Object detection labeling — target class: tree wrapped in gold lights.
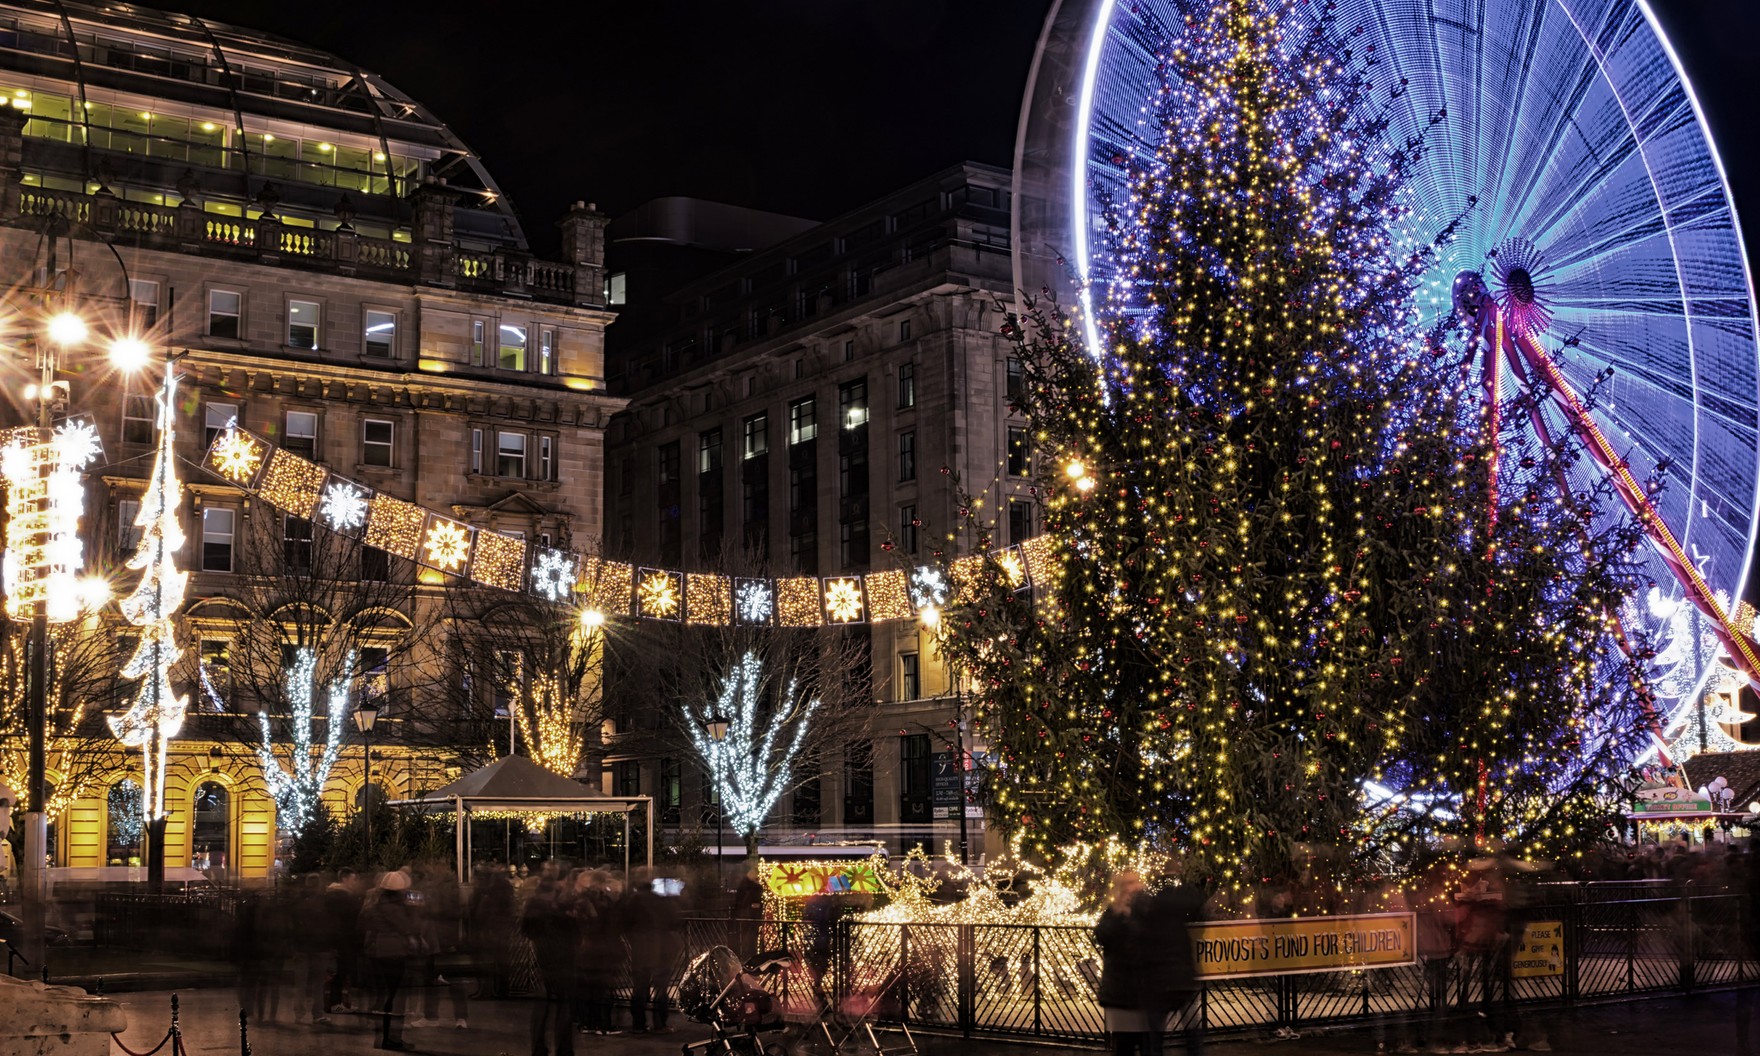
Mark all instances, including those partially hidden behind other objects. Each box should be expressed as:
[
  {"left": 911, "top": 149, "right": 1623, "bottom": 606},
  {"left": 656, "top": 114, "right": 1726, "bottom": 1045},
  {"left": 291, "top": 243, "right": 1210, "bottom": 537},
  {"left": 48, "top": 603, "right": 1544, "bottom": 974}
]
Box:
[
  {"left": 0, "top": 621, "right": 118, "bottom": 818},
  {"left": 940, "top": 0, "right": 1651, "bottom": 889}
]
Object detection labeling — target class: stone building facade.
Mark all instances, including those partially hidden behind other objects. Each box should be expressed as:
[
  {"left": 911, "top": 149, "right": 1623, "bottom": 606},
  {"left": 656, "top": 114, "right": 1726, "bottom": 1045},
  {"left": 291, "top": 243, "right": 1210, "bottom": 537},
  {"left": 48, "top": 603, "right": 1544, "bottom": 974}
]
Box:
[
  {"left": 604, "top": 162, "right": 1028, "bottom": 857},
  {"left": 0, "top": 1, "right": 621, "bottom": 881}
]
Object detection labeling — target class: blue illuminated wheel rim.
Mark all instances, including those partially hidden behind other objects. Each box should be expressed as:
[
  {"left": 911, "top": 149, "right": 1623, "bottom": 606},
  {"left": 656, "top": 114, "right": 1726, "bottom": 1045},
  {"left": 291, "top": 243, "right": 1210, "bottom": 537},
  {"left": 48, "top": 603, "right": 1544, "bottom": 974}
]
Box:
[{"left": 1012, "top": 0, "right": 1760, "bottom": 738}]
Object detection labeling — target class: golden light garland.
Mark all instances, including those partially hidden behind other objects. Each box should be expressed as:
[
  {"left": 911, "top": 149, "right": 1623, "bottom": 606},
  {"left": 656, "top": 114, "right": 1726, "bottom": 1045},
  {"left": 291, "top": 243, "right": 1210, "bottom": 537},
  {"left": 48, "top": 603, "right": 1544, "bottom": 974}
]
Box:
[
  {"left": 470, "top": 530, "right": 527, "bottom": 591},
  {"left": 777, "top": 577, "right": 822, "bottom": 627},
  {"left": 824, "top": 577, "right": 865, "bottom": 623},
  {"left": 637, "top": 569, "right": 681, "bottom": 619},
  {"left": 257, "top": 448, "right": 327, "bottom": 520},
  {"left": 951, "top": 554, "right": 985, "bottom": 604},
  {"left": 515, "top": 674, "right": 584, "bottom": 776},
  {"left": 579, "top": 557, "right": 633, "bottom": 616},
  {"left": 865, "top": 569, "right": 913, "bottom": 622},
  {"left": 364, "top": 494, "right": 426, "bottom": 558},
  {"left": 1019, "top": 536, "right": 1056, "bottom": 589},
  {"left": 686, "top": 573, "right": 731, "bottom": 626}
]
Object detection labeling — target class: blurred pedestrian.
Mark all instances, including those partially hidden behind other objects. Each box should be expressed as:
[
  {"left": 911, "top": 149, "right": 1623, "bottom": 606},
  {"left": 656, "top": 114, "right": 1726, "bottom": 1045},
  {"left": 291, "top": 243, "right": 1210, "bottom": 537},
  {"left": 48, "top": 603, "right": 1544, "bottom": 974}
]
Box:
[
  {"left": 412, "top": 863, "right": 469, "bottom": 1029},
  {"left": 576, "top": 870, "right": 624, "bottom": 1035},
  {"left": 1455, "top": 857, "right": 1514, "bottom": 1052},
  {"left": 320, "top": 869, "right": 364, "bottom": 1017},
  {"left": 523, "top": 863, "right": 580, "bottom": 1056},
  {"left": 801, "top": 888, "right": 837, "bottom": 1013},
  {"left": 730, "top": 860, "right": 766, "bottom": 959},
  {"left": 467, "top": 862, "right": 517, "bottom": 999},
  {"left": 361, "top": 870, "right": 424, "bottom": 1051},
  {"left": 625, "top": 870, "right": 683, "bottom": 1034},
  {"left": 1095, "top": 871, "right": 1152, "bottom": 1056}
]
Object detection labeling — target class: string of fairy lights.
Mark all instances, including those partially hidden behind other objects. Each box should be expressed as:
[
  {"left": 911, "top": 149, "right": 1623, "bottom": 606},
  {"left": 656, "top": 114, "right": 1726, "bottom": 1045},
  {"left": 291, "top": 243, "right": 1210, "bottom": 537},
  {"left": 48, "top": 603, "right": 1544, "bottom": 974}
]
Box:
[{"left": 204, "top": 420, "right": 1047, "bottom": 628}]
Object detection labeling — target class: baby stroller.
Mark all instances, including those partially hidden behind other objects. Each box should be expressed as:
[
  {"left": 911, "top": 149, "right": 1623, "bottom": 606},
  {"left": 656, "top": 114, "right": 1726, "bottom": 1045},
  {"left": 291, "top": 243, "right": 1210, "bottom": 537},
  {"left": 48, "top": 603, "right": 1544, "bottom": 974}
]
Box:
[
  {"left": 817, "top": 966, "right": 918, "bottom": 1056},
  {"left": 678, "top": 946, "right": 793, "bottom": 1056}
]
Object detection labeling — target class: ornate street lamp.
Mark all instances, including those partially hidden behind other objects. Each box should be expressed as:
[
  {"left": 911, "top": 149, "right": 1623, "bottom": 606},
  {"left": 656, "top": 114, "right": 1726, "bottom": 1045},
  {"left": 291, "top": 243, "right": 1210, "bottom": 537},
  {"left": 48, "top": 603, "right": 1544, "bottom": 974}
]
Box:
[{"left": 354, "top": 699, "right": 379, "bottom": 865}]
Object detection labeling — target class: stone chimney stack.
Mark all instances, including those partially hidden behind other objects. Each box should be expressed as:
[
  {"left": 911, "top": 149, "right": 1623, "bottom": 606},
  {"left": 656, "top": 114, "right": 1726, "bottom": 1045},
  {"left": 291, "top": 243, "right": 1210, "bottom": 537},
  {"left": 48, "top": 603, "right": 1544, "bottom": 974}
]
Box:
[{"left": 558, "top": 200, "right": 608, "bottom": 307}]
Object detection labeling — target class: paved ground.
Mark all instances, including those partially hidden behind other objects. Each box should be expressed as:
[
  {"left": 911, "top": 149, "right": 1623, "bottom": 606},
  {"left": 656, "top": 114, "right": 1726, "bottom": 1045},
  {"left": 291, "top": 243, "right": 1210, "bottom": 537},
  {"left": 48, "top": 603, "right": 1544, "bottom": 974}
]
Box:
[{"left": 97, "top": 986, "right": 1753, "bottom": 1056}]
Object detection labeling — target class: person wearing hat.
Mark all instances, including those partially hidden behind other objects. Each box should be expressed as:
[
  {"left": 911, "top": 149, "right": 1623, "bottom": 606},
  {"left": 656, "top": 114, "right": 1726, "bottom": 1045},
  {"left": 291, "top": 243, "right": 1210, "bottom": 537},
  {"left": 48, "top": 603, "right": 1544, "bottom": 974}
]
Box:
[{"left": 361, "top": 870, "right": 425, "bottom": 1050}]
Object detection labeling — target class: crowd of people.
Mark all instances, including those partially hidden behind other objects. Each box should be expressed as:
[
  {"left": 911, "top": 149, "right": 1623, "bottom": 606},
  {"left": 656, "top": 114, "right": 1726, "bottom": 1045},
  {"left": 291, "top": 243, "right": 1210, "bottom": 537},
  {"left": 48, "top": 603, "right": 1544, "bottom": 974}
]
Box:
[{"left": 230, "top": 860, "right": 703, "bottom": 1055}]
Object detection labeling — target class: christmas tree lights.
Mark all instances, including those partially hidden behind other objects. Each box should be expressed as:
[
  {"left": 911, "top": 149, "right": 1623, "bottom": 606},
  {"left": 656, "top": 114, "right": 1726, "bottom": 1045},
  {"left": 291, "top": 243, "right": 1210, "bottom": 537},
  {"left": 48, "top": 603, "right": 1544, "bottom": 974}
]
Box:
[
  {"left": 938, "top": 0, "right": 1649, "bottom": 889},
  {"left": 107, "top": 369, "right": 189, "bottom": 825}
]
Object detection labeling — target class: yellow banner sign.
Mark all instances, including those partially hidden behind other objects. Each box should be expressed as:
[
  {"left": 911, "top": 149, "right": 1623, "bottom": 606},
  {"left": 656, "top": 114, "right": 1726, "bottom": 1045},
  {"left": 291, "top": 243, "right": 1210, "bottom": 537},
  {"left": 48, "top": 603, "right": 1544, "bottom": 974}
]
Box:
[
  {"left": 1190, "top": 913, "right": 1416, "bottom": 980},
  {"left": 1511, "top": 920, "right": 1564, "bottom": 978}
]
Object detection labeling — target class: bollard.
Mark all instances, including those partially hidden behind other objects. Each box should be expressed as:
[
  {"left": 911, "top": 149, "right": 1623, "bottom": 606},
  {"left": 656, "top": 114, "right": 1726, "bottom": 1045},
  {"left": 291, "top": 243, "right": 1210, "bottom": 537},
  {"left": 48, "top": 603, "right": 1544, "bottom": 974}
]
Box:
[{"left": 239, "top": 1008, "right": 251, "bottom": 1056}]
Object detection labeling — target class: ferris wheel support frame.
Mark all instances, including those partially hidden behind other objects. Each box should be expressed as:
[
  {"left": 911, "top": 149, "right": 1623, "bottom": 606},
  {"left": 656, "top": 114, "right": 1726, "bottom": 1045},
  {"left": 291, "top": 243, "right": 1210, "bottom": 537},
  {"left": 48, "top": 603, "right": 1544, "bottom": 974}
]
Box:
[{"left": 1458, "top": 270, "right": 1760, "bottom": 769}]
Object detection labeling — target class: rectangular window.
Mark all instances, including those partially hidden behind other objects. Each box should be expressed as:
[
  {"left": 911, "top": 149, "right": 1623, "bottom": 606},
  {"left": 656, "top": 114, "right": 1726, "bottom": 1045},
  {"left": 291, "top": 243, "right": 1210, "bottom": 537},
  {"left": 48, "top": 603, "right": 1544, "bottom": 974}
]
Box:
[
  {"left": 471, "top": 319, "right": 487, "bottom": 366},
  {"left": 657, "top": 441, "right": 681, "bottom": 485},
  {"left": 359, "top": 646, "right": 390, "bottom": 707},
  {"left": 743, "top": 413, "right": 768, "bottom": 459},
  {"left": 498, "top": 323, "right": 527, "bottom": 370},
  {"left": 843, "top": 741, "right": 874, "bottom": 824},
  {"left": 200, "top": 638, "right": 232, "bottom": 709},
  {"left": 899, "top": 505, "right": 917, "bottom": 555},
  {"left": 283, "top": 514, "right": 314, "bottom": 570},
  {"left": 790, "top": 397, "right": 816, "bottom": 445},
  {"left": 899, "top": 319, "right": 911, "bottom": 342},
  {"left": 497, "top": 431, "right": 527, "bottom": 477},
  {"left": 660, "top": 758, "right": 682, "bottom": 823},
  {"left": 363, "top": 419, "right": 394, "bottom": 467},
  {"left": 897, "top": 430, "right": 915, "bottom": 482},
  {"left": 843, "top": 339, "right": 856, "bottom": 362},
  {"left": 1007, "top": 426, "right": 1031, "bottom": 476},
  {"left": 792, "top": 756, "right": 822, "bottom": 825},
  {"left": 287, "top": 299, "right": 320, "bottom": 349},
  {"left": 470, "top": 427, "right": 483, "bottom": 474},
  {"left": 615, "top": 760, "right": 641, "bottom": 797},
  {"left": 538, "top": 435, "right": 555, "bottom": 481},
  {"left": 840, "top": 521, "right": 868, "bottom": 570},
  {"left": 539, "top": 327, "right": 556, "bottom": 375},
  {"left": 203, "top": 402, "right": 238, "bottom": 449},
  {"left": 899, "top": 652, "right": 920, "bottom": 702},
  {"left": 1008, "top": 499, "right": 1034, "bottom": 544},
  {"left": 201, "top": 507, "right": 235, "bottom": 572},
  {"left": 790, "top": 529, "right": 817, "bottom": 575},
  {"left": 129, "top": 279, "right": 160, "bottom": 331},
  {"left": 1006, "top": 357, "right": 1024, "bottom": 402},
  {"left": 698, "top": 428, "right": 722, "bottom": 475},
  {"left": 208, "top": 289, "right": 241, "bottom": 339},
  {"left": 900, "top": 733, "right": 931, "bottom": 822},
  {"left": 898, "top": 361, "right": 915, "bottom": 409},
  {"left": 119, "top": 394, "right": 154, "bottom": 446},
  {"left": 283, "top": 410, "right": 317, "bottom": 459},
  {"left": 840, "top": 378, "right": 869, "bottom": 430},
  {"left": 118, "top": 498, "right": 143, "bottom": 555},
  {"left": 364, "top": 310, "right": 396, "bottom": 357}
]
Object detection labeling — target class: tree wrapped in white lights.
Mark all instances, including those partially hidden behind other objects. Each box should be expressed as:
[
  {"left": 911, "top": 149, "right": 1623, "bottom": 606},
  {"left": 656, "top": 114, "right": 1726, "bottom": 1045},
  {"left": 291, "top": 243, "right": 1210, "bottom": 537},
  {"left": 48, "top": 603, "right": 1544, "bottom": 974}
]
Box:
[
  {"left": 687, "top": 650, "right": 819, "bottom": 848},
  {"left": 256, "top": 647, "right": 354, "bottom": 834},
  {"left": 106, "top": 370, "right": 188, "bottom": 825}
]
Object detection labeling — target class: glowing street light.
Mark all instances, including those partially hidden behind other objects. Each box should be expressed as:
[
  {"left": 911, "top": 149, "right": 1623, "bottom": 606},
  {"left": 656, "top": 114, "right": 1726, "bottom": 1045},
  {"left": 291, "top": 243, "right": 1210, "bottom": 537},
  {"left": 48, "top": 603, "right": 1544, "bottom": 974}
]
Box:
[
  {"left": 108, "top": 336, "right": 152, "bottom": 373},
  {"left": 46, "top": 311, "right": 86, "bottom": 346}
]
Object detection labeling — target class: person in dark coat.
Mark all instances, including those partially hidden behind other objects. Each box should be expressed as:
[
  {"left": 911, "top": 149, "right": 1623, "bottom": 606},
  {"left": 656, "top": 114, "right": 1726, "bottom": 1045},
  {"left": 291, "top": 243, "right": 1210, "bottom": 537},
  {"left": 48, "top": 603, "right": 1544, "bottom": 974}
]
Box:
[
  {"left": 1094, "top": 871, "right": 1150, "bottom": 1055},
  {"left": 575, "top": 870, "right": 624, "bottom": 1035},
  {"left": 1136, "top": 880, "right": 1205, "bottom": 1056},
  {"left": 360, "top": 870, "right": 425, "bottom": 1051},
  {"left": 467, "top": 864, "right": 517, "bottom": 999},
  {"left": 320, "top": 869, "right": 364, "bottom": 1016},
  {"left": 522, "top": 866, "right": 581, "bottom": 1056},
  {"left": 623, "top": 872, "right": 683, "bottom": 1034}
]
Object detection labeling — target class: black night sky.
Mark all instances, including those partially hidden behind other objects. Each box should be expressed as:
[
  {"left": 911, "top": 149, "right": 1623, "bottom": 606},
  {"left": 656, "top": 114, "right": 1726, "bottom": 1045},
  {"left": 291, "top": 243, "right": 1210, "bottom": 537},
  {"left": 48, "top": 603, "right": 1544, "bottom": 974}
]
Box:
[{"left": 170, "top": 0, "right": 1760, "bottom": 263}]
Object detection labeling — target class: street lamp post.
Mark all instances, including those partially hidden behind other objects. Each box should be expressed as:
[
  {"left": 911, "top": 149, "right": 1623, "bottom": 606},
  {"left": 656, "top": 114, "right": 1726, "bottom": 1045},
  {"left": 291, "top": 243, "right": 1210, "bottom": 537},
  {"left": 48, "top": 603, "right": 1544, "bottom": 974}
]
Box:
[
  {"left": 706, "top": 712, "right": 729, "bottom": 887},
  {"left": 354, "top": 700, "right": 379, "bottom": 866}
]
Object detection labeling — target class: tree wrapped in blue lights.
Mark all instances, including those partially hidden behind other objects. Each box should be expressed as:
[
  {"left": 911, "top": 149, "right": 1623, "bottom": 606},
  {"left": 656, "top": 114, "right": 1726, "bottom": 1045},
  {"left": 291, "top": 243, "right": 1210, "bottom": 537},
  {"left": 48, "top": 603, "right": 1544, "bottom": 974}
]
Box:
[{"left": 942, "top": 0, "right": 1651, "bottom": 888}]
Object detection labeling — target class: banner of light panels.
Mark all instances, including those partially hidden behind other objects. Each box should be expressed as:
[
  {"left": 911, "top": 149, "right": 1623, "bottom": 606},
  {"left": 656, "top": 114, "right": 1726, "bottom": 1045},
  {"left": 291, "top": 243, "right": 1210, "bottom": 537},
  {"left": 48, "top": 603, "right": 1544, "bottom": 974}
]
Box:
[{"left": 203, "top": 424, "right": 1053, "bottom": 627}]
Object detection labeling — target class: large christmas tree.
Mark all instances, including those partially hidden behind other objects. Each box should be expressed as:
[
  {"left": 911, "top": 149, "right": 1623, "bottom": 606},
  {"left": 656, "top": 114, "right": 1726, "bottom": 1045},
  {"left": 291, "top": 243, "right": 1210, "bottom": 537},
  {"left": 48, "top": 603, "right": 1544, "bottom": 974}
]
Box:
[{"left": 942, "top": 1, "right": 1650, "bottom": 889}]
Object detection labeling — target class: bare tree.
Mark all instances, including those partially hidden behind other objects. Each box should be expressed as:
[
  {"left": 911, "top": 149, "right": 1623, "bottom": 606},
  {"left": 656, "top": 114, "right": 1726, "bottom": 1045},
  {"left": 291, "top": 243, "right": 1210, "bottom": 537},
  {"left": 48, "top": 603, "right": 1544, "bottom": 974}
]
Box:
[
  {"left": 199, "top": 507, "right": 437, "bottom": 834},
  {"left": 614, "top": 555, "right": 875, "bottom": 855},
  {"left": 0, "top": 617, "right": 121, "bottom": 818}
]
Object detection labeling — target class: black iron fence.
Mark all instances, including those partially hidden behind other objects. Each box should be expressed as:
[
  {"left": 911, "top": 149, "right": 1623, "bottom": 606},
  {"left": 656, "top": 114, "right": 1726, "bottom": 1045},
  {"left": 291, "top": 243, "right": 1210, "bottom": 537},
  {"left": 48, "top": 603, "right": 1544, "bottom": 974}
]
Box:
[
  {"left": 92, "top": 892, "right": 240, "bottom": 962},
  {"left": 680, "top": 889, "right": 1754, "bottom": 1041}
]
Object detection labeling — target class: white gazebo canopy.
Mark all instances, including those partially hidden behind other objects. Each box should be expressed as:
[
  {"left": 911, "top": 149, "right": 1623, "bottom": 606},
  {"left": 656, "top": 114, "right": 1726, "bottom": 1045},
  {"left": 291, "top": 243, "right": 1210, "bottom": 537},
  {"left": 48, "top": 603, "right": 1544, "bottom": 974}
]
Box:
[{"left": 391, "top": 754, "right": 654, "bottom": 882}]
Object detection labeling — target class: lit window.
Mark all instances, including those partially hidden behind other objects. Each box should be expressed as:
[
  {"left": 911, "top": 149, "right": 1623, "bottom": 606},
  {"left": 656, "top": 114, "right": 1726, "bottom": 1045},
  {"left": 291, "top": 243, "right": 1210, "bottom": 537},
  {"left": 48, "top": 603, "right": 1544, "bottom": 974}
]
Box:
[
  {"left": 790, "top": 398, "right": 816, "bottom": 445},
  {"left": 840, "top": 378, "right": 868, "bottom": 430},
  {"left": 364, "top": 310, "right": 396, "bottom": 357},
  {"left": 743, "top": 414, "right": 768, "bottom": 459},
  {"left": 208, "top": 289, "right": 241, "bottom": 339},
  {"left": 118, "top": 498, "right": 142, "bottom": 555},
  {"left": 539, "top": 327, "right": 556, "bottom": 375},
  {"left": 899, "top": 652, "right": 920, "bottom": 702},
  {"left": 284, "top": 411, "right": 317, "bottom": 459},
  {"left": 288, "top": 299, "right": 320, "bottom": 350},
  {"left": 699, "top": 429, "right": 722, "bottom": 475},
  {"left": 497, "top": 431, "right": 526, "bottom": 477},
  {"left": 363, "top": 419, "right": 394, "bottom": 467},
  {"left": 498, "top": 323, "right": 527, "bottom": 370},
  {"left": 204, "top": 403, "right": 238, "bottom": 449},
  {"left": 539, "top": 436, "right": 555, "bottom": 481},
  {"left": 200, "top": 638, "right": 232, "bottom": 707},
  {"left": 202, "top": 507, "right": 235, "bottom": 572}
]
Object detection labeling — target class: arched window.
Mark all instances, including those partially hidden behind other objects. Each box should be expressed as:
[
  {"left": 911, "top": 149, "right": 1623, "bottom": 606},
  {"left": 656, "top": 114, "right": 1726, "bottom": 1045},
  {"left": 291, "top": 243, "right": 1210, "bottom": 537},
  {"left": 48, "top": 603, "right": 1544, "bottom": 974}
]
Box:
[
  {"left": 107, "top": 780, "right": 144, "bottom": 865},
  {"left": 191, "top": 781, "right": 229, "bottom": 875}
]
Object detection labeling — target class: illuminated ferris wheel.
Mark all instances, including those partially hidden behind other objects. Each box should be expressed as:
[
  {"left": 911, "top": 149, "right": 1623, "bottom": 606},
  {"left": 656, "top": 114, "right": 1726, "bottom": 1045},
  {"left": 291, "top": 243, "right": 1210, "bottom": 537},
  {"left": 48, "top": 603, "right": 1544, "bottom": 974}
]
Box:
[{"left": 1012, "top": 0, "right": 1760, "bottom": 761}]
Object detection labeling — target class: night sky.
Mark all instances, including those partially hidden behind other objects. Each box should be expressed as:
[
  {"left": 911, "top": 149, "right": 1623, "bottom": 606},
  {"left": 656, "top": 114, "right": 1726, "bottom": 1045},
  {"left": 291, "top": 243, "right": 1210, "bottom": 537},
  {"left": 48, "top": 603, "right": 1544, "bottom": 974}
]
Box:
[{"left": 171, "top": 0, "right": 1760, "bottom": 263}]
